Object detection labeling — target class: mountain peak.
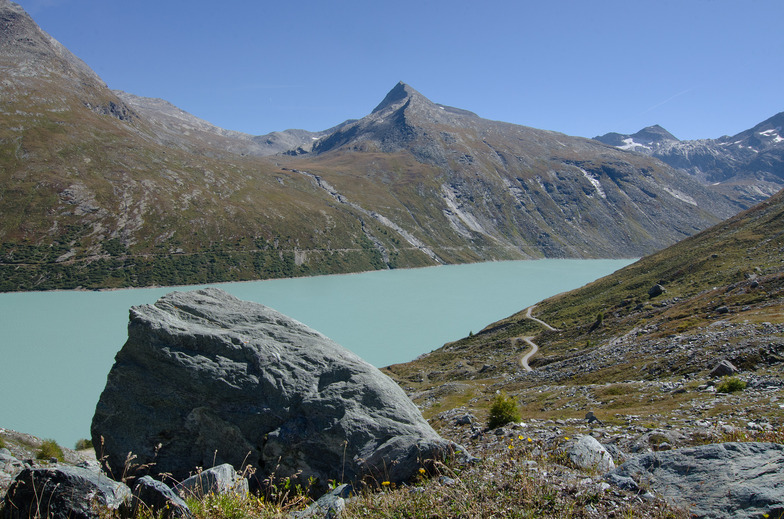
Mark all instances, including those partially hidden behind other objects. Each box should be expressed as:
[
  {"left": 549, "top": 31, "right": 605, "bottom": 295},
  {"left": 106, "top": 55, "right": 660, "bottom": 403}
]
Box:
[
  {"left": 371, "top": 81, "right": 429, "bottom": 113},
  {"left": 634, "top": 124, "right": 679, "bottom": 143},
  {"left": 594, "top": 124, "right": 679, "bottom": 149}
]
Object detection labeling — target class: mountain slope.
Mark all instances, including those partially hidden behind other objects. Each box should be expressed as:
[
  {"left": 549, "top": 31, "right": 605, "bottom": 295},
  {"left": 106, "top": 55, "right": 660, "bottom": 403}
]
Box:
[
  {"left": 0, "top": 0, "right": 410, "bottom": 290},
  {"left": 386, "top": 187, "right": 784, "bottom": 421},
  {"left": 294, "top": 82, "right": 739, "bottom": 258},
  {"left": 595, "top": 115, "right": 784, "bottom": 206},
  {"left": 0, "top": 2, "right": 750, "bottom": 290}
]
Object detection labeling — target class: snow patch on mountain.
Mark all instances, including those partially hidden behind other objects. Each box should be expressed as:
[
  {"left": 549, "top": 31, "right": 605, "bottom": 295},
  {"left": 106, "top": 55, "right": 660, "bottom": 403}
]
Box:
[
  {"left": 759, "top": 128, "right": 783, "bottom": 143},
  {"left": 618, "top": 138, "right": 651, "bottom": 151}
]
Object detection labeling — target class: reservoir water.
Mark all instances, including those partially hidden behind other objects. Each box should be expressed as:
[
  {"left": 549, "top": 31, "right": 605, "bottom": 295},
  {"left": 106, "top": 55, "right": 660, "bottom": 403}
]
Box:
[{"left": 0, "top": 258, "right": 633, "bottom": 447}]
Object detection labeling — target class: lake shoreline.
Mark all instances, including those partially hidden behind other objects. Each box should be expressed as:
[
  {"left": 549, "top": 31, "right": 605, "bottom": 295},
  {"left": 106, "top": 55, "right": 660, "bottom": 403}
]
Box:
[{"left": 1, "top": 258, "right": 635, "bottom": 447}]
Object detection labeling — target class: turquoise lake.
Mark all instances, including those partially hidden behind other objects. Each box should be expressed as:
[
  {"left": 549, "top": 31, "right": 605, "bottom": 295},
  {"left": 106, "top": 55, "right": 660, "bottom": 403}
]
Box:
[{"left": 0, "top": 258, "right": 634, "bottom": 447}]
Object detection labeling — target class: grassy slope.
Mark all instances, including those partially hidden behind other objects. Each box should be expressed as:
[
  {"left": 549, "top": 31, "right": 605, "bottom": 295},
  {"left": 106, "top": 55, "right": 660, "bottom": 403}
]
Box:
[{"left": 385, "top": 188, "right": 784, "bottom": 423}]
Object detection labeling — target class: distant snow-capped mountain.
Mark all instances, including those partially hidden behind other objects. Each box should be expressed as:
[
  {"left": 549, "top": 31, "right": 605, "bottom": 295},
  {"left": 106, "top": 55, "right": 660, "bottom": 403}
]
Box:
[{"left": 594, "top": 114, "right": 784, "bottom": 205}]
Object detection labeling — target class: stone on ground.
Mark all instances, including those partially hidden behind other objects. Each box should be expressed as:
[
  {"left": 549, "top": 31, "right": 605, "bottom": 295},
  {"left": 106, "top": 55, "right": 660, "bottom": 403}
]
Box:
[
  {"left": 567, "top": 435, "right": 615, "bottom": 473},
  {"left": 132, "top": 476, "right": 193, "bottom": 519},
  {"left": 91, "top": 288, "right": 461, "bottom": 489},
  {"left": 1, "top": 466, "right": 131, "bottom": 519},
  {"left": 173, "top": 464, "right": 248, "bottom": 499}
]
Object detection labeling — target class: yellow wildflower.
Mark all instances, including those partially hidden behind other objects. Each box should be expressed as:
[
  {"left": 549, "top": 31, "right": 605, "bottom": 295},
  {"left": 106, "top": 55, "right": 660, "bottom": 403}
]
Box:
[
  {"left": 419, "top": 468, "right": 426, "bottom": 474},
  {"left": 527, "top": 437, "right": 533, "bottom": 442},
  {"left": 518, "top": 435, "right": 524, "bottom": 440},
  {"left": 381, "top": 481, "right": 390, "bottom": 486}
]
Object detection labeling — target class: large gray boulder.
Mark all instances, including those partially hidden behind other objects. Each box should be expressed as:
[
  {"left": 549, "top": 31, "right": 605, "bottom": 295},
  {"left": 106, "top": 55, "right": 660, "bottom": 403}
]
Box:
[
  {"left": 1, "top": 466, "right": 131, "bottom": 519},
  {"left": 608, "top": 442, "right": 784, "bottom": 518},
  {"left": 91, "top": 288, "right": 460, "bottom": 489}
]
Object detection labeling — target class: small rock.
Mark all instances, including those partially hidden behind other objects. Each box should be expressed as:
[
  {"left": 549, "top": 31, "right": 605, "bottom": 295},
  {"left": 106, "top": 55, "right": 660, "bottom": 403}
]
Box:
[
  {"left": 173, "top": 464, "right": 248, "bottom": 499},
  {"left": 648, "top": 284, "right": 665, "bottom": 298},
  {"left": 585, "top": 411, "right": 603, "bottom": 425},
  {"left": 133, "top": 476, "right": 193, "bottom": 519},
  {"left": 605, "top": 473, "right": 639, "bottom": 492},
  {"left": 710, "top": 359, "right": 739, "bottom": 378},
  {"left": 455, "top": 413, "right": 476, "bottom": 426},
  {"left": 720, "top": 425, "right": 737, "bottom": 435},
  {"left": 292, "top": 484, "right": 352, "bottom": 519}
]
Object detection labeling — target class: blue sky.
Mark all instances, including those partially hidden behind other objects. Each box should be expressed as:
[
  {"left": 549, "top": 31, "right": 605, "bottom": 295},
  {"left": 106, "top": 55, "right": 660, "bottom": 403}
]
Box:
[{"left": 15, "top": 0, "right": 784, "bottom": 140}]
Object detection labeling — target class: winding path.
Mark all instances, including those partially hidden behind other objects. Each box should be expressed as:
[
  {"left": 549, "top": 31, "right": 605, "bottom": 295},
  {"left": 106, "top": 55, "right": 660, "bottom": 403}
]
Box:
[{"left": 517, "top": 305, "right": 557, "bottom": 371}]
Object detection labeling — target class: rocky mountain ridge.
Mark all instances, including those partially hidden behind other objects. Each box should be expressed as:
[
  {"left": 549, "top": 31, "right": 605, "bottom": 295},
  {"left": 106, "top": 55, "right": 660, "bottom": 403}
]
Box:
[
  {"left": 0, "top": 0, "right": 767, "bottom": 291},
  {"left": 595, "top": 113, "right": 784, "bottom": 205},
  {"left": 288, "top": 81, "right": 740, "bottom": 257},
  {"left": 113, "top": 90, "right": 347, "bottom": 158}
]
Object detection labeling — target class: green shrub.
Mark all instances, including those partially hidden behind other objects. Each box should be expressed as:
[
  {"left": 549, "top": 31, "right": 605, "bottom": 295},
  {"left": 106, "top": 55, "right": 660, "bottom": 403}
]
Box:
[
  {"left": 37, "top": 439, "right": 64, "bottom": 461},
  {"left": 717, "top": 376, "right": 746, "bottom": 393},
  {"left": 74, "top": 438, "right": 93, "bottom": 450},
  {"left": 0, "top": 436, "right": 5, "bottom": 449},
  {"left": 488, "top": 392, "right": 522, "bottom": 429}
]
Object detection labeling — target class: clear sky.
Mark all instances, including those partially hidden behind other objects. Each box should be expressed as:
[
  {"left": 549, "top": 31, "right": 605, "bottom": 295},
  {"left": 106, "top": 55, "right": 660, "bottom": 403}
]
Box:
[{"left": 14, "top": 0, "right": 784, "bottom": 141}]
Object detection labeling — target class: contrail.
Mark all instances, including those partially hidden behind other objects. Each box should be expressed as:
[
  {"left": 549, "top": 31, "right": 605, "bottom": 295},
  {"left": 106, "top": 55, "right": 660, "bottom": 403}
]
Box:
[{"left": 642, "top": 87, "right": 697, "bottom": 114}]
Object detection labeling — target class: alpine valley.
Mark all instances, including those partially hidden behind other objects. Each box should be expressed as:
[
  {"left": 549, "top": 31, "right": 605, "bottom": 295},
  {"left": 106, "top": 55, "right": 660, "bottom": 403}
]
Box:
[{"left": 1, "top": 0, "right": 781, "bottom": 291}]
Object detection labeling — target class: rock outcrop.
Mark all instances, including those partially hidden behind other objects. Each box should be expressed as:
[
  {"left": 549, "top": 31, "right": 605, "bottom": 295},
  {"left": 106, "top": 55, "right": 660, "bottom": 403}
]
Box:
[
  {"left": 91, "top": 288, "right": 461, "bottom": 489},
  {"left": 608, "top": 442, "right": 784, "bottom": 518}
]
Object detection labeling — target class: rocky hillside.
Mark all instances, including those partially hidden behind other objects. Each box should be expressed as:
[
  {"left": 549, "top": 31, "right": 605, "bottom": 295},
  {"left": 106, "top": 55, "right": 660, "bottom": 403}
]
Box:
[
  {"left": 386, "top": 186, "right": 784, "bottom": 434},
  {"left": 595, "top": 114, "right": 784, "bottom": 206},
  {"left": 381, "top": 187, "right": 784, "bottom": 516},
  {"left": 0, "top": 1, "right": 750, "bottom": 291},
  {"left": 281, "top": 82, "right": 742, "bottom": 262}
]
